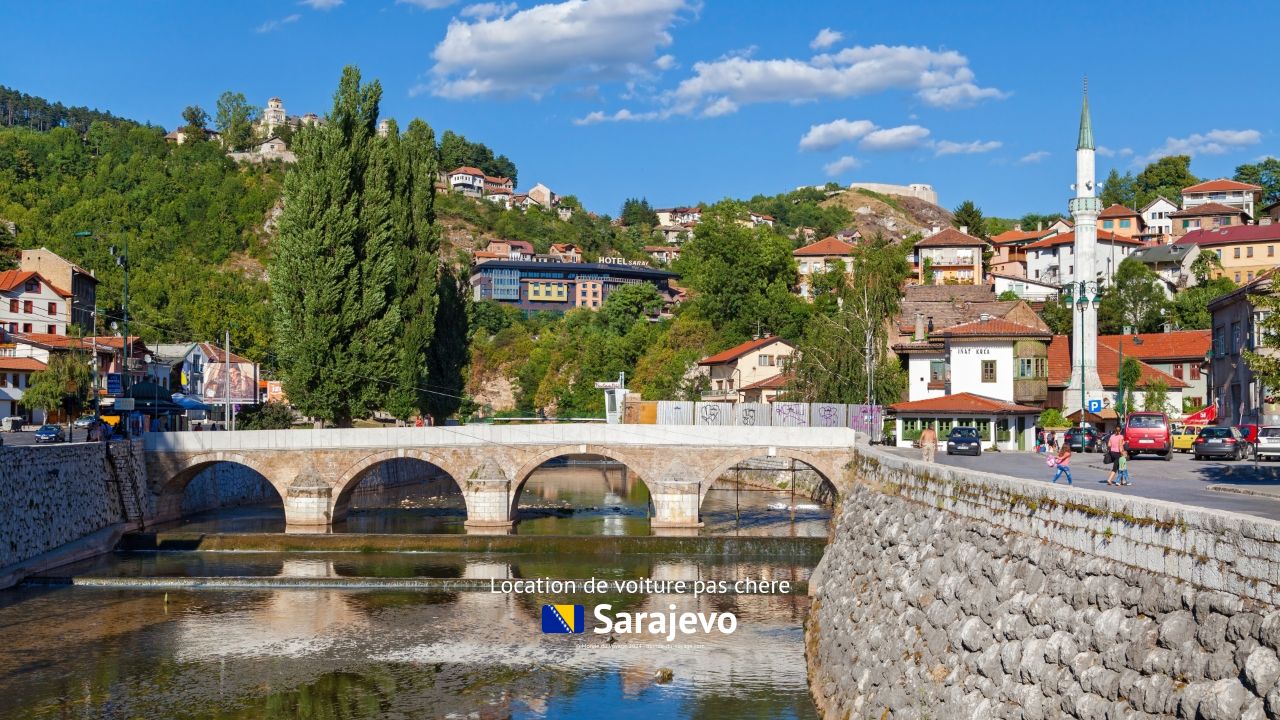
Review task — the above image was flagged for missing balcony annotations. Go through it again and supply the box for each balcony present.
[1014,378,1048,404]
[700,390,740,402]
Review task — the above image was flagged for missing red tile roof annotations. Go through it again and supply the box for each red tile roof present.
[1175,224,1280,247]
[1170,202,1249,218]
[1098,331,1210,362]
[742,372,791,390]
[448,166,486,177]
[1098,204,1139,218]
[10,332,88,350]
[889,392,1041,415]
[0,270,71,297]
[197,342,253,364]
[991,228,1053,245]
[938,318,1051,338]
[644,245,679,252]
[914,227,988,248]
[698,336,794,366]
[1046,336,1188,389]
[1182,178,1263,194]
[794,236,855,256]
[0,357,47,371]
[1023,229,1140,249]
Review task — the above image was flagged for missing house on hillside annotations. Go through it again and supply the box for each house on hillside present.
[1170,203,1249,238]
[1175,224,1280,284]
[0,270,72,336]
[912,227,988,285]
[1130,243,1200,291]
[989,226,1058,278]
[1098,204,1141,238]
[528,183,557,208]
[1139,196,1179,243]
[549,243,581,263]
[696,336,796,403]
[1023,229,1141,285]
[990,273,1060,301]
[18,248,97,332]
[1181,178,1264,219]
[794,236,856,300]
[644,245,681,264]
[447,167,486,197]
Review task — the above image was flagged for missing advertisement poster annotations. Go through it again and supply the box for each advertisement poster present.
[203,361,258,404]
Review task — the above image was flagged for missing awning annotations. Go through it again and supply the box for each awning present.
[1184,404,1217,424]
[171,393,212,411]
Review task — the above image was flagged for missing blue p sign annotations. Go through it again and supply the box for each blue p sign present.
[1087,399,1103,413]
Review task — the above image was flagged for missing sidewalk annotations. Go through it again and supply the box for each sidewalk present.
[1208,483,1280,500]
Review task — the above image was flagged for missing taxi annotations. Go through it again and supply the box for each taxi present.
[1173,425,1205,453]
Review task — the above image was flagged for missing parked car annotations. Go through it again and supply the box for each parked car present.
[33,424,65,444]
[946,426,982,456]
[1173,425,1206,453]
[1064,426,1100,453]
[1194,426,1248,461]
[1,416,23,432]
[1236,424,1260,458]
[1124,412,1172,460]
[1256,426,1280,461]
[72,415,97,429]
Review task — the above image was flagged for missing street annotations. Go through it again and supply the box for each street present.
[1,429,96,447]
[884,445,1280,522]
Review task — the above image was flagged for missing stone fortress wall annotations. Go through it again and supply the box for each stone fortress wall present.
[848,182,938,205]
[807,442,1280,719]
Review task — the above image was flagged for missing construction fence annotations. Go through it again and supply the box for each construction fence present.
[625,399,884,434]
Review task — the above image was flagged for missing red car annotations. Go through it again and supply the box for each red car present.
[1124,412,1172,460]
[1236,424,1260,458]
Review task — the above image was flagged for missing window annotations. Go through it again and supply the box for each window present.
[1232,321,1242,352]
[24,280,37,292]
[1247,247,1254,258]
[1249,272,1255,282]
[1235,247,1242,259]
[758,355,774,367]
[929,360,946,384]
[46,325,55,334]
[1120,219,1131,229]
[21,323,31,333]
[1236,272,1242,283]
[1214,326,1225,357]
[1103,220,1114,229]
[1270,246,1275,258]
[981,360,996,383]
[6,299,15,313]
[1190,364,1201,380]
[1173,363,1184,379]
[22,300,32,314]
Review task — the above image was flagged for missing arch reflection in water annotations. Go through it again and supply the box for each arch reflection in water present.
[335,456,468,534]
[700,455,836,537]
[513,454,653,535]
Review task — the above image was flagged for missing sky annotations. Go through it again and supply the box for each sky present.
[7,1,1278,219]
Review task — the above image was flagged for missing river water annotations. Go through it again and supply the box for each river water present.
[0,462,829,719]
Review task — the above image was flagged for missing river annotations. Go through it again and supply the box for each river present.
[0,462,829,719]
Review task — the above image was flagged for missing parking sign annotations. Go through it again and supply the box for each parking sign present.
[1087,399,1103,413]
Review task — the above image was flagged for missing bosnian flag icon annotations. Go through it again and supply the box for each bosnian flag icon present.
[541,604,585,633]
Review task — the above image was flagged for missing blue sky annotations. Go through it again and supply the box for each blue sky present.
[8,1,1278,219]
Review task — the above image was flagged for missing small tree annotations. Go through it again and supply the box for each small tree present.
[1190,250,1224,284]
[1118,357,1143,416]
[920,257,934,285]
[1039,408,1069,428]
[22,352,93,441]
[1142,378,1169,413]
[997,290,1020,301]
[181,105,210,138]
[236,401,296,430]
[1245,282,1280,399]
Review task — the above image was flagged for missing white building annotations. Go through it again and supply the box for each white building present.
[1181,178,1264,219]
[1,270,71,336]
[1023,229,1140,285]
[261,97,287,135]
[991,273,1061,301]
[448,166,486,197]
[1140,196,1178,241]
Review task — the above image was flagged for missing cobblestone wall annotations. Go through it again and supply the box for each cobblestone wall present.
[0,441,145,570]
[806,443,1280,719]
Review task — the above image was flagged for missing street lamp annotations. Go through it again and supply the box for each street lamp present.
[1062,280,1103,427]
[75,228,130,436]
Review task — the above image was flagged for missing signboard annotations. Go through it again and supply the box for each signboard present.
[107,373,123,396]
[593,381,622,389]
[204,361,258,404]
[1086,399,1103,414]
[114,398,135,411]
[266,381,287,404]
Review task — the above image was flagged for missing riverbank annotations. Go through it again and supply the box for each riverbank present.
[806,442,1280,719]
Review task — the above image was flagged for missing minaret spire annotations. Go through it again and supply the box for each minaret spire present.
[1077,75,1094,151]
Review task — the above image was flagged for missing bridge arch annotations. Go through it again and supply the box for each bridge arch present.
[330,449,470,521]
[698,448,843,507]
[508,444,656,520]
[154,452,287,523]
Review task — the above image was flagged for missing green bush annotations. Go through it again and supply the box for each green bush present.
[1038,408,1069,428]
[902,428,923,442]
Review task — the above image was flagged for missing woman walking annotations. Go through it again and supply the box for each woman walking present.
[1051,443,1072,485]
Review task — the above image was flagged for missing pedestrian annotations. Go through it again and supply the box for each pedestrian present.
[1046,430,1056,455]
[918,422,937,463]
[1117,448,1131,486]
[1105,429,1125,486]
[1035,426,1044,451]
[1052,443,1072,485]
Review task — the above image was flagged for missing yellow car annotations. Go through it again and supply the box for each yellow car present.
[1172,425,1205,453]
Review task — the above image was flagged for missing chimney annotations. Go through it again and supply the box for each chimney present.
[960,225,969,235]
[1037,221,1044,231]
[979,313,990,322]
[931,226,940,235]
[1014,223,1022,231]
[914,312,926,341]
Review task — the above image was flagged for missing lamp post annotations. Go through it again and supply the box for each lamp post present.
[1062,280,1104,426]
[74,228,129,435]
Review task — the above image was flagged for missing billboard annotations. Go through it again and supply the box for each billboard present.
[203,361,258,404]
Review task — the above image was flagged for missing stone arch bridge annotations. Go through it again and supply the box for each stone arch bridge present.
[142,424,858,531]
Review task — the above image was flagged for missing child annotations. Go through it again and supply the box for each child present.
[1051,444,1072,485]
[1117,448,1131,486]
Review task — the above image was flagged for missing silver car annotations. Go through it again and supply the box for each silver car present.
[1257,426,1280,461]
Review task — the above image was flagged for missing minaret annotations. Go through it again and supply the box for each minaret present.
[1066,78,1104,416]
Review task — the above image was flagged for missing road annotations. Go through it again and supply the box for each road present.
[1,429,100,447]
[883,446,1280,522]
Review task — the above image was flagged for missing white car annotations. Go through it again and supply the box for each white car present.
[1256,426,1280,461]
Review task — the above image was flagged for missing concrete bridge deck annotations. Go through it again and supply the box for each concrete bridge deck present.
[142,424,859,531]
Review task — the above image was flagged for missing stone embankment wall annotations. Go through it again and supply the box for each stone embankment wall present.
[0,441,147,583]
[807,443,1280,719]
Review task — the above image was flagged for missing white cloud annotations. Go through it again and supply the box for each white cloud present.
[1018,150,1049,164]
[256,14,301,32]
[798,118,877,151]
[397,0,458,8]
[573,108,664,125]
[823,155,860,176]
[428,0,689,99]
[1142,129,1262,162]
[300,0,342,8]
[660,44,1005,117]
[700,97,738,117]
[809,28,843,51]
[860,125,930,151]
[1097,146,1133,158]
[653,54,676,71]
[934,139,1001,156]
[460,2,516,18]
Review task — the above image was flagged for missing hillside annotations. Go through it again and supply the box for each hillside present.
[820,187,953,241]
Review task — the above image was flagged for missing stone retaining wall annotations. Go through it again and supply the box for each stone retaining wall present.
[806,443,1280,719]
[0,441,146,576]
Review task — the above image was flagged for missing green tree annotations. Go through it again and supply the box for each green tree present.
[180,105,210,136]
[597,282,663,335]
[1190,248,1224,283]
[237,401,296,429]
[1099,168,1137,208]
[1142,378,1170,413]
[1134,155,1198,209]
[1098,258,1168,334]
[1019,212,1065,231]
[789,234,910,404]
[1167,277,1236,329]
[1039,298,1074,335]
[272,66,402,426]
[1118,357,1142,415]
[1234,157,1280,206]
[951,200,988,239]
[1245,283,1280,398]
[997,290,1020,301]
[619,198,659,227]
[215,91,257,151]
[22,351,93,440]
[424,258,469,424]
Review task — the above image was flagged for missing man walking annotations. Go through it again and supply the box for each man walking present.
[1105,427,1126,486]
[919,423,937,463]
